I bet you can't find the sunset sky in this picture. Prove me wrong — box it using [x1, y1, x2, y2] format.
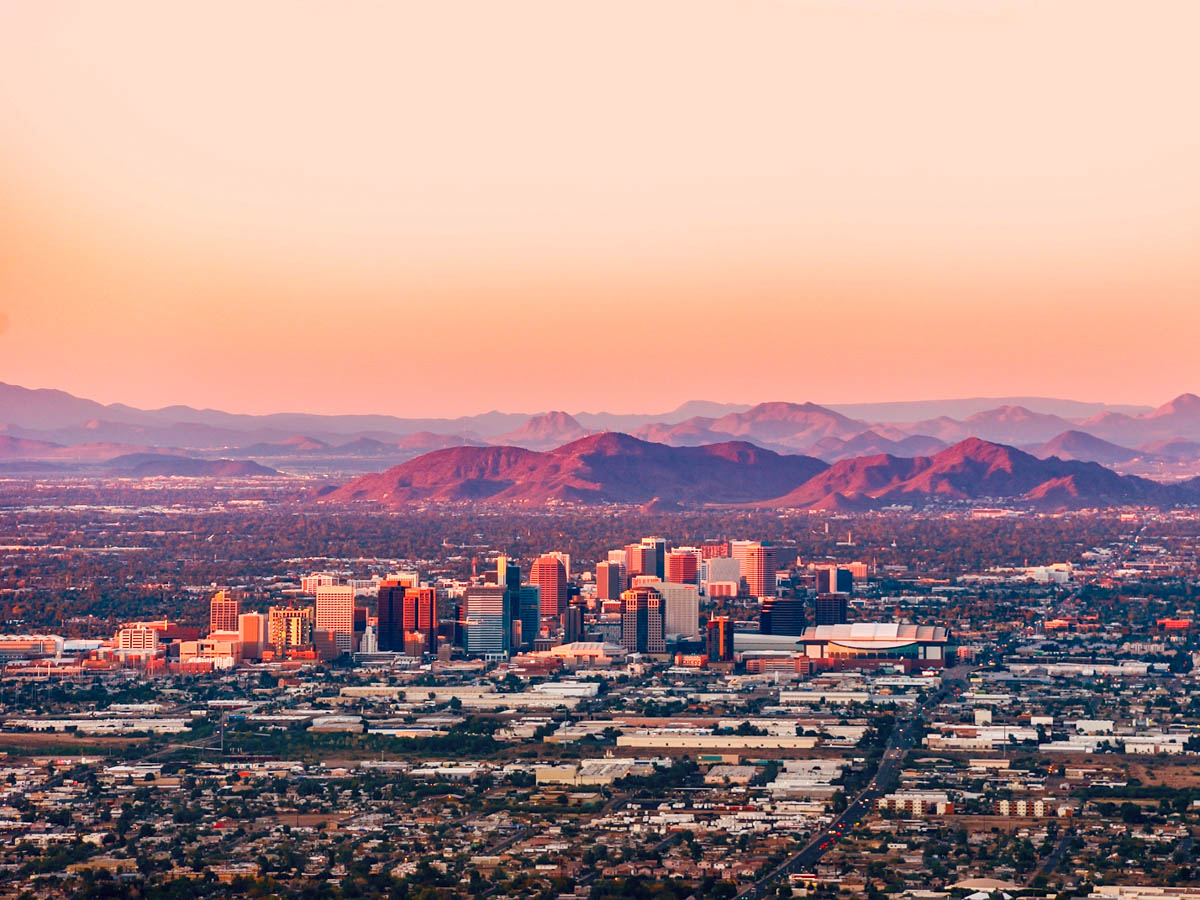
[1, 1, 1198, 417]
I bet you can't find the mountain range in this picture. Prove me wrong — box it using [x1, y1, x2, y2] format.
[322, 432, 1195, 511]
[5, 382, 1200, 481]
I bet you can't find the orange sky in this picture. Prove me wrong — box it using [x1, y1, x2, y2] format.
[1, 1, 1198, 417]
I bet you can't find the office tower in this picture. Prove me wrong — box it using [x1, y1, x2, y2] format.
[545, 551, 571, 578]
[238, 611, 267, 661]
[640, 537, 666, 579]
[209, 591, 239, 634]
[665, 549, 700, 585]
[607, 548, 629, 567]
[640, 580, 701, 641]
[759, 596, 806, 636]
[530, 555, 567, 617]
[268, 605, 314, 654]
[517, 585, 540, 649]
[815, 566, 853, 594]
[706, 616, 735, 662]
[814, 593, 849, 627]
[464, 585, 509, 657]
[314, 585, 356, 655]
[595, 561, 625, 601]
[376, 581, 406, 652]
[625, 544, 652, 578]
[733, 541, 778, 598]
[452, 603, 465, 647]
[402, 586, 437, 656]
[620, 586, 665, 654]
[378, 582, 437, 655]
[704, 556, 741, 591]
[701, 541, 730, 559]
[386, 571, 420, 590]
[300, 573, 336, 594]
[359, 624, 378, 653]
[497, 556, 521, 594]
[497, 556, 522, 648]
[564, 603, 584, 643]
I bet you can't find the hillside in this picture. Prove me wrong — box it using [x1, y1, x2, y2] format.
[759, 438, 1168, 509]
[323, 432, 828, 505]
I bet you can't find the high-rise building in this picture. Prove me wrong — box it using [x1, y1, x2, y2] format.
[564, 603, 585, 643]
[268, 606, 314, 654]
[625, 544, 652, 578]
[595, 561, 625, 601]
[815, 566, 853, 594]
[209, 591, 239, 634]
[545, 551, 571, 579]
[733, 541, 778, 598]
[701, 541, 730, 559]
[378, 582, 437, 655]
[706, 616, 735, 662]
[497, 556, 523, 648]
[402, 587, 437, 656]
[638, 579, 700, 641]
[620, 586, 665, 654]
[641, 537, 666, 580]
[497, 556, 521, 594]
[377, 582, 406, 652]
[814, 593, 848, 627]
[530, 555, 567, 618]
[314, 585, 356, 655]
[238, 611, 267, 660]
[759, 596, 806, 636]
[665, 549, 700, 585]
[464, 585, 509, 657]
[517, 585, 540, 649]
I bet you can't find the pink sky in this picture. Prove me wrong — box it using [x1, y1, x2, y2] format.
[1, 1, 1198, 416]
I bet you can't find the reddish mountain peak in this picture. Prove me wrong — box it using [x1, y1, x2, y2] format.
[1149, 393, 1200, 418]
[551, 431, 652, 456]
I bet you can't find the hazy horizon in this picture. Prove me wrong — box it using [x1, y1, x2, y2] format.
[3, 1, 1198, 417]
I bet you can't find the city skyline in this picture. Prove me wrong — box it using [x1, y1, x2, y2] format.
[3, 1, 1199, 416]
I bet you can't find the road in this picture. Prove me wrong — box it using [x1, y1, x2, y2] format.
[735, 668, 969, 899]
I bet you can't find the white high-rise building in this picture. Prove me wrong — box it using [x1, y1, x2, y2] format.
[315, 585, 356, 654]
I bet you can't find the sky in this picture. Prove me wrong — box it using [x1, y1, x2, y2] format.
[1, 1, 1198, 417]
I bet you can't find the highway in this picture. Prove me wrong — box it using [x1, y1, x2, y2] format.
[735, 668, 969, 899]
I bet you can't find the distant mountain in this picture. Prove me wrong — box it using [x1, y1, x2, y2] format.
[574, 400, 751, 433]
[0, 436, 182, 462]
[808, 430, 946, 462]
[826, 397, 1152, 423]
[234, 435, 333, 456]
[758, 438, 1170, 509]
[5, 380, 1200, 471]
[0, 435, 63, 458]
[323, 432, 828, 505]
[1082, 394, 1200, 445]
[956, 406, 1078, 444]
[495, 411, 591, 449]
[1138, 438, 1200, 460]
[394, 432, 485, 451]
[107, 454, 279, 477]
[0, 383, 111, 429]
[1035, 431, 1140, 465]
[634, 401, 866, 451]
